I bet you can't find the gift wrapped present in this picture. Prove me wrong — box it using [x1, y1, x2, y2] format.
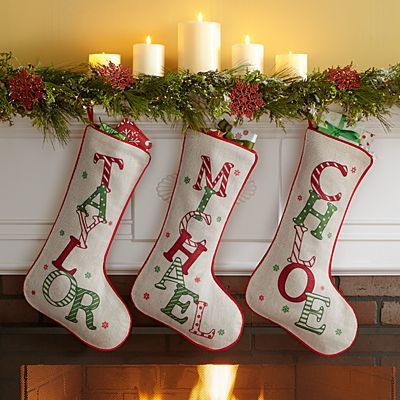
[116, 118, 152, 151]
[317, 111, 374, 153]
[217, 117, 257, 149]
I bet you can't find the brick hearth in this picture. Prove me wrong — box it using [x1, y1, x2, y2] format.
[1, 275, 400, 399]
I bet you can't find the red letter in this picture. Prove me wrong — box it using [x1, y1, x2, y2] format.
[311, 161, 348, 202]
[52, 236, 80, 275]
[278, 263, 315, 303]
[93, 153, 124, 193]
[164, 230, 207, 275]
[192, 155, 234, 197]
[189, 300, 216, 340]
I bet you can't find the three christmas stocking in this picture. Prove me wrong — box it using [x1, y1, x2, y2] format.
[131, 130, 257, 350]
[246, 125, 373, 355]
[24, 124, 151, 350]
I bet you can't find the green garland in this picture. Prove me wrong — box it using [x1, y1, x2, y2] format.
[1, 51, 400, 144]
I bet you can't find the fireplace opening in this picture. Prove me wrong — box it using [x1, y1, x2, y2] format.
[21, 364, 396, 400]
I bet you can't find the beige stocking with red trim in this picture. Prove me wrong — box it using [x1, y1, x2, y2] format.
[24, 126, 150, 351]
[132, 130, 257, 350]
[246, 128, 373, 355]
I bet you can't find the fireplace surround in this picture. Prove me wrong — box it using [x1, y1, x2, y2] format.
[1, 275, 400, 399]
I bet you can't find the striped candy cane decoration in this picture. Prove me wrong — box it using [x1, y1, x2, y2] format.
[179, 210, 212, 248]
[311, 161, 348, 202]
[193, 155, 234, 197]
[287, 225, 316, 268]
[76, 209, 102, 249]
[93, 153, 124, 193]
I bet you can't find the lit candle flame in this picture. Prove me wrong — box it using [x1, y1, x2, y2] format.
[146, 35, 152, 45]
[197, 12, 203, 22]
[245, 35, 251, 45]
[289, 50, 293, 55]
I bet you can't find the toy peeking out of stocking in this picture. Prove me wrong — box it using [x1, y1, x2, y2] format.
[132, 130, 257, 350]
[246, 120, 373, 355]
[24, 121, 151, 351]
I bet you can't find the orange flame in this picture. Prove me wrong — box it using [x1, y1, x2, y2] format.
[139, 393, 163, 400]
[189, 364, 239, 400]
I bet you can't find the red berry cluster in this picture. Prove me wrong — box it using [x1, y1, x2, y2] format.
[8, 68, 45, 111]
[228, 81, 265, 119]
[96, 62, 134, 90]
[327, 65, 361, 90]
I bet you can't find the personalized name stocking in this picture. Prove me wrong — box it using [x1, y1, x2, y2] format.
[131, 130, 257, 350]
[24, 125, 150, 350]
[246, 126, 373, 355]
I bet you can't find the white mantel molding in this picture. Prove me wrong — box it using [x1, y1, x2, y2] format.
[1, 109, 400, 275]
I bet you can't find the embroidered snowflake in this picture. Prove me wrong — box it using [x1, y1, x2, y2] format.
[327, 232, 333, 239]
[143, 292, 150, 300]
[194, 277, 201, 283]
[281, 305, 290, 313]
[82, 171, 88, 179]
[216, 216, 222, 222]
[101, 321, 109, 329]
[234, 132, 242, 140]
[85, 272, 92, 279]
[59, 230, 65, 237]
[154, 266, 160, 273]
[108, 221, 113, 226]
[320, 285, 325, 291]
[272, 264, 280, 272]
[217, 329, 225, 336]
[184, 176, 191, 184]
[31, 290, 36, 296]
[335, 328, 342, 336]
[165, 232, 170, 238]
[259, 294, 265, 301]
[43, 264, 48, 270]
[351, 166, 357, 174]
[297, 195, 303, 201]
[234, 169, 241, 176]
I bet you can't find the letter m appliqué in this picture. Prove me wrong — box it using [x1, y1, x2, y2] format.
[192, 155, 234, 198]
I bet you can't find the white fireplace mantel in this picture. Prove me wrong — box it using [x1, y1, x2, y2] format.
[1, 110, 400, 275]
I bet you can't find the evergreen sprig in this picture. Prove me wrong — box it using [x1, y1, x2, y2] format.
[1, 52, 399, 143]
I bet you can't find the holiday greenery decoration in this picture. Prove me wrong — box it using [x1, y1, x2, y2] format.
[1, 52, 400, 143]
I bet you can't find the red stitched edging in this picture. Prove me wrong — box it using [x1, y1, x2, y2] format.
[131, 130, 258, 352]
[245, 126, 374, 357]
[23, 124, 151, 352]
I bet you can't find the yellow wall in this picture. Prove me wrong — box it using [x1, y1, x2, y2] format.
[2, 0, 400, 73]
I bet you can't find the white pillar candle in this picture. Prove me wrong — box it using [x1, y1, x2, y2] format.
[178, 12, 221, 73]
[133, 35, 165, 76]
[232, 35, 264, 73]
[88, 53, 121, 67]
[275, 52, 308, 78]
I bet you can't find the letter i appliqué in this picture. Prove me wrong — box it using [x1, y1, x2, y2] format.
[246, 127, 373, 356]
[132, 130, 257, 351]
[24, 124, 151, 351]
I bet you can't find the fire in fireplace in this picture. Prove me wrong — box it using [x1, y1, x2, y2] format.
[21, 364, 395, 400]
